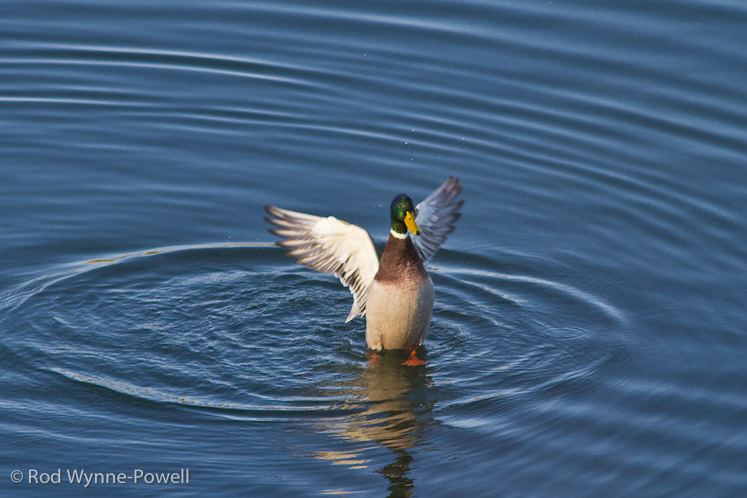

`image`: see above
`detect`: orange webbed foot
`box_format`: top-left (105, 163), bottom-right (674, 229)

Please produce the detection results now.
top-left (402, 350), bottom-right (427, 366)
top-left (369, 351), bottom-right (380, 366)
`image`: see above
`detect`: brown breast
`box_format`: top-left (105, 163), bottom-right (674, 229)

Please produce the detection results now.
top-left (374, 233), bottom-right (428, 286)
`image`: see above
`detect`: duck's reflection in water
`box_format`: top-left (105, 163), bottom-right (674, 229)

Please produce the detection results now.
top-left (311, 349), bottom-right (433, 497)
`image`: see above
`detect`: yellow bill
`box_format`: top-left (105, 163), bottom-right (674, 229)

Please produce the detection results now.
top-left (404, 211), bottom-right (421, 235)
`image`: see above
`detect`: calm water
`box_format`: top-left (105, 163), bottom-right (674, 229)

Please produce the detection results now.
top-left (2, 1), bottom-right (746, 496)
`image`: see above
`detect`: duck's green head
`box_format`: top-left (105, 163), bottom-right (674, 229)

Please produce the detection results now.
top-left (390, 194), bottom-right (421, 236)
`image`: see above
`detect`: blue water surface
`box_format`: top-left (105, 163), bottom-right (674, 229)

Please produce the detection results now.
top-left (1, 0), bottom-right (746, 496)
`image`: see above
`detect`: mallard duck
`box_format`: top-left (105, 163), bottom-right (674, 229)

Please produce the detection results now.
top-left (264, 177), bottom-right (463, 351)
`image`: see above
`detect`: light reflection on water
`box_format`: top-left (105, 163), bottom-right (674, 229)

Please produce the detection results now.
top-left (307, 351), bottom-right (432, 494)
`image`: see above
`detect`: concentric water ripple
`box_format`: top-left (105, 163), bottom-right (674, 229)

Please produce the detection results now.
top-left (1, 243), bottom-right (629, 431)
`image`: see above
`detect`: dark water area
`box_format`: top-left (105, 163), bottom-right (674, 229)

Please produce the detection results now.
top-left (1, 1), bottom-right (746, 496)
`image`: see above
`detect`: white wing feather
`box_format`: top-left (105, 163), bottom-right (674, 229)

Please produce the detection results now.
top-left (264, 205), bottom-right (379, 322)
top-left (412, 177), bottom-right (464, 261)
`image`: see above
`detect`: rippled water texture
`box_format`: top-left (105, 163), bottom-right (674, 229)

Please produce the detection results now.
top-left (1, 1), bottom-right (746, 497)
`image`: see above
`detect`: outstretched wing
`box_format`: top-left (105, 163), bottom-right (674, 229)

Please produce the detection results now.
top-left (411, 177), bottom-right (464, 261)
top-left (264, 205), bottom-right (379, 322)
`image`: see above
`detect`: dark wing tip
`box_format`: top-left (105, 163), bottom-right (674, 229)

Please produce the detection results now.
top-left (447, 177), bottom-right (463, 195)
top-left (265, 212), bottom-right (286, 245)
